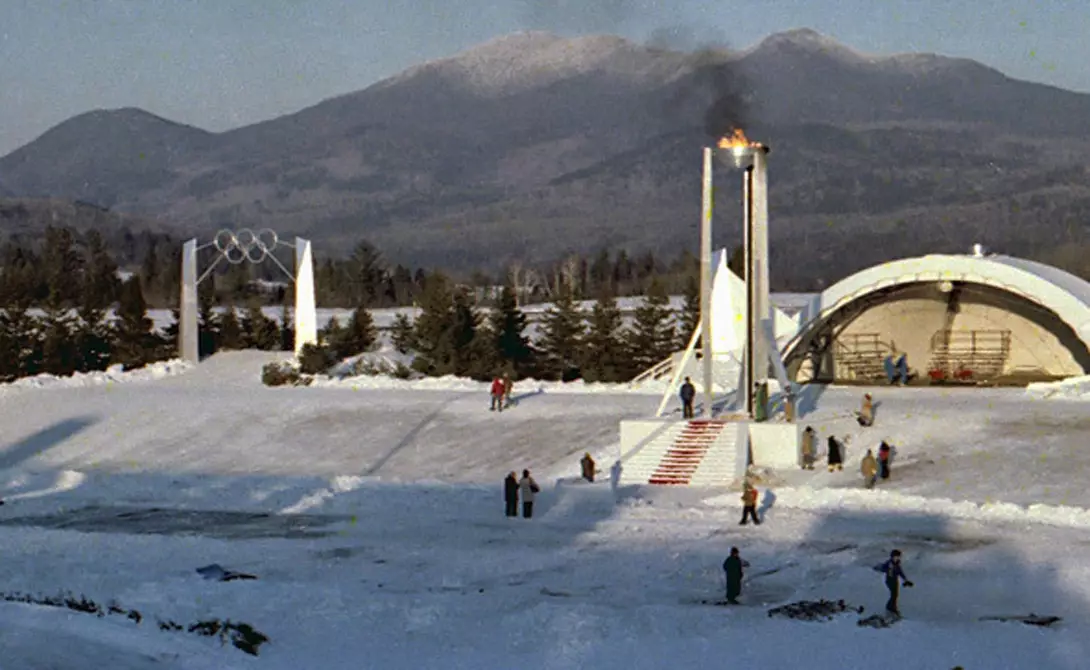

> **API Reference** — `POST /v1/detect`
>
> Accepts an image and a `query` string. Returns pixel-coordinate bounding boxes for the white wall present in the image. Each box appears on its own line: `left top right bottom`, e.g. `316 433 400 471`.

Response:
749 422 800 469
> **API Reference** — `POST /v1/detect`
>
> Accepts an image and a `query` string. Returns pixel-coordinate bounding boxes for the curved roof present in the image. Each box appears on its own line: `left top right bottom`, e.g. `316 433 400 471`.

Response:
803 253 1090 346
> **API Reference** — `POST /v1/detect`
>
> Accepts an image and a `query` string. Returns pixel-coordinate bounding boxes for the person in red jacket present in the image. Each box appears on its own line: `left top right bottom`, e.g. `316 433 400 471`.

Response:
490 376 506 412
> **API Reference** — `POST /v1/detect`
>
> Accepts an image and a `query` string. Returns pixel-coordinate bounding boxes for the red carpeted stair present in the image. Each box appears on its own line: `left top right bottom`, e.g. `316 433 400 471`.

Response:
648 420 728 485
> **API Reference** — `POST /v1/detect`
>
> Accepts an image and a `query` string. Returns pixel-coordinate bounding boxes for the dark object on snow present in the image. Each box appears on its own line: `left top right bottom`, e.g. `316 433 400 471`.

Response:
979 614 1062 627
504 471 519 517
723 548 749 603
857 612 901 628
767 599 863 622
196 563 257 582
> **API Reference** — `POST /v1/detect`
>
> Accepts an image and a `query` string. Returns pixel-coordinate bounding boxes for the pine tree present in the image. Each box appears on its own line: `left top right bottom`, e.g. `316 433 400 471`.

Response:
625 277 677 375
216 305 242 350
39 228 83 376
489 285 534 378
390 313 416 353
278 298 294 352
411 273 456 376
240 300 279 350
198 287 218 358
581 286 628 383
329 306 378 358
0 249 43 380
538 284 586 381
677 272 700 350
112 277 159 369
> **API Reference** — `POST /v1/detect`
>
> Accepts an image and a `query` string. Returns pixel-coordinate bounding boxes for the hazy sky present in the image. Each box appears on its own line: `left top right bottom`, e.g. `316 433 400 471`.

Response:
1 0 1087 155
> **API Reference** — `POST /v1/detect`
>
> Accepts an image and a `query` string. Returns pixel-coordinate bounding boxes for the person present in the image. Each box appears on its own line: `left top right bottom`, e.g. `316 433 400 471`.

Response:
502 373 514 408
679 377 696 419
519 469 539 519
801 426 816 470
857 393 874 427
878 441 893 479
861 449 878 488
783 389 796 422
826 435 844 472
873 549 914 616
490 376 505 412
884 352 909 386
740 481 760 525
754 382 769 422
723 547 751 604
503 471 519 517
580 452 596 482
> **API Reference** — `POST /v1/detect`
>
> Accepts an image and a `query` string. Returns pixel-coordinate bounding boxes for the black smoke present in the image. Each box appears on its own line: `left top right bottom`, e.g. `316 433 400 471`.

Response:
662 43 750 140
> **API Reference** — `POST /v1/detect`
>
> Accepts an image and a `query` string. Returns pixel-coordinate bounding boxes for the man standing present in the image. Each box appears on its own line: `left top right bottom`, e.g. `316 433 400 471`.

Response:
519 469 539 519
723 547 750 604
490 376 505 412
740 481 760 525
503 471 519 518
679 377 696 419
873 549 914 616
861 449 878 489
878 441 893 480
857 393 874 427
580 452 596 482
801 426 816 470
502 372 514 408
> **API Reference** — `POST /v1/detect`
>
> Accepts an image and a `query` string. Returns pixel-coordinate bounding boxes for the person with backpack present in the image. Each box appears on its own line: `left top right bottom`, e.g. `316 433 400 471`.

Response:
873 549 914 616
519 469 540 519
503 471 519 518
679 377 696 419
723 547 751 604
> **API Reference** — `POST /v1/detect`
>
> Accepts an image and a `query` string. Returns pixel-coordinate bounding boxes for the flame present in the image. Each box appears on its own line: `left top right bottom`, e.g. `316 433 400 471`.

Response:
717 128 757 150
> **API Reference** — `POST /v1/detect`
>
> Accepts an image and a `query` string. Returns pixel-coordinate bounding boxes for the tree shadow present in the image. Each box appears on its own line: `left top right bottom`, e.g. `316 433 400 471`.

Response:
0 417 98 472
363 398 459 476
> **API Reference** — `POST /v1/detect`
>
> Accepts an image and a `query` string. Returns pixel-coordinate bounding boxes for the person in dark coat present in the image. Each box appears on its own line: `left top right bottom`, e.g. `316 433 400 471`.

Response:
723 547 750 604
827 435 844 472
873 549 914 616
679 377 696 419
580 452 595 482
503 471 519 517
877 441 893 479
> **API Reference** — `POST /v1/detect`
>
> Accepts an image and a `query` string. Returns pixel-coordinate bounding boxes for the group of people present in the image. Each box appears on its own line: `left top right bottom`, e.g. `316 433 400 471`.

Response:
503 469 540 518
489 374 514 412
723 546 914 617
799 393 897 487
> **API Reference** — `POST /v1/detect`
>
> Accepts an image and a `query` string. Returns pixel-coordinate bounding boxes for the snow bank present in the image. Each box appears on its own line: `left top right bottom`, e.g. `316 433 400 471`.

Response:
0 359 194 393
1025 375 1090 400
706 485 1090 530
304 371 742 395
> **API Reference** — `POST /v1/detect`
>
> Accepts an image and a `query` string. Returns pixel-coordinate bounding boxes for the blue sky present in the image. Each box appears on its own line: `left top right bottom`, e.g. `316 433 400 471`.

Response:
1 0 1086 155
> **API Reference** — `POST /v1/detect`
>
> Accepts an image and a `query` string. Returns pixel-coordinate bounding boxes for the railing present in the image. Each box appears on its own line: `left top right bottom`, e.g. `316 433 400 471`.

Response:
833 333 892 382
927 329 1011 382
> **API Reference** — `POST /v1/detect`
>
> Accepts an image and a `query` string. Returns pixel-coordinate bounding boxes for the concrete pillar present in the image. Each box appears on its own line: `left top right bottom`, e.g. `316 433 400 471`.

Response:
294 238 318 354
179 238 199 363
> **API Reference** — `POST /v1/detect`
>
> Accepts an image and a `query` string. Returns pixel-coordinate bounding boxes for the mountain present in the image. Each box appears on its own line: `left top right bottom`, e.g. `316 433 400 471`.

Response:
2 28 1090 286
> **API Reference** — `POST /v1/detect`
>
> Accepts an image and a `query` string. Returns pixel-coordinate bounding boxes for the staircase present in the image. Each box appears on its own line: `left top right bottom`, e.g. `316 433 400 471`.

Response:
648 420 729 485
689 422 747 486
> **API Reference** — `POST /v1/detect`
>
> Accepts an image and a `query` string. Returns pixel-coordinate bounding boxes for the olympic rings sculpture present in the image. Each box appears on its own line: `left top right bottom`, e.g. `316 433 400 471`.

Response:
213 228 281 264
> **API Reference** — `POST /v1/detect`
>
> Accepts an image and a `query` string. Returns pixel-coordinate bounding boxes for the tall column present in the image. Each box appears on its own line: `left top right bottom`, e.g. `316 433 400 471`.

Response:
699 148 715 419
743 167 755 417
294 237 319 355
179 239 199 363
751 149 771 380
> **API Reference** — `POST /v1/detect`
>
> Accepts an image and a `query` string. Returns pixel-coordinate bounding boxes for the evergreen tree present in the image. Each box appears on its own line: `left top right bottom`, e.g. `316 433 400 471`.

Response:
0 249 43 380
198 286 218 357
677 272 700 350
112 277 159 369
216 305 242 350
581 286 628 383
39 228 82 375
451 289 481 377
538 284 586 381
348 241 386 308
240 300 279 349
278 297 294 352
411 273 456 376
390 313 416 354
625 277 677 375
465 320 499 381
489 285 534 378
329 306 378 358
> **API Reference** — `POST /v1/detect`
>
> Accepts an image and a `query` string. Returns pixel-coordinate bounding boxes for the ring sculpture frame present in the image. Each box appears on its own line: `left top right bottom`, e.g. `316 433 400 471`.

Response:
179 228 318 363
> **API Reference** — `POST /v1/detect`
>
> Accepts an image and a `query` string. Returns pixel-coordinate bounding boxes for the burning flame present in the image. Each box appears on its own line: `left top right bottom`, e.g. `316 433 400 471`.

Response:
717 128 759 150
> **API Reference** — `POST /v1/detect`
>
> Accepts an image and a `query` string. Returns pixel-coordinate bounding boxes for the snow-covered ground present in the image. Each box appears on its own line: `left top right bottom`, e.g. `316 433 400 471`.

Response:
1 352 1089 668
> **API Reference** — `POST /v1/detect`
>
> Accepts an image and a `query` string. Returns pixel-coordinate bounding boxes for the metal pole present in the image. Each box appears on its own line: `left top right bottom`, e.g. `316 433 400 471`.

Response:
744 166 755 418
700 147 715 419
